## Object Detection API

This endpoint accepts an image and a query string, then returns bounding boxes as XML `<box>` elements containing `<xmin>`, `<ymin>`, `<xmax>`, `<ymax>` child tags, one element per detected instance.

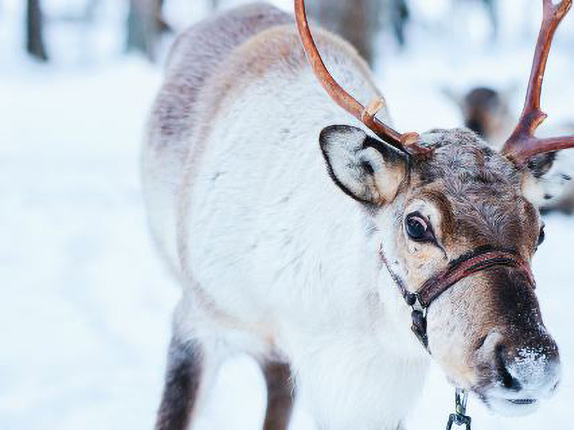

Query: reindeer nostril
<box><xmin>495</xmin><ymin>344</ymin><xmax>522</xmax><ymax>391</ymax></box>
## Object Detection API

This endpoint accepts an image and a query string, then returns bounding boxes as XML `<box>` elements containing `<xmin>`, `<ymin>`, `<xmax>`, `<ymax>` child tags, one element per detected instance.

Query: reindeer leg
<box><xmin>155</xmin><ymin>338</ymin><xmax>203</xmax><ymax>430</ymax></box>
<box><xmin>262</xmin><ymin>360</ymin><xmax>294</xmax><ymax>430</ymax></box>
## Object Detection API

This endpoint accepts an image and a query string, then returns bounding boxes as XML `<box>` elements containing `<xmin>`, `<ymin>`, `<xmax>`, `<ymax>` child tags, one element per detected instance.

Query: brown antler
<box><xmin>502</xmin><ymin>0</ymin><xmax>574</xmax><ymax>167</ymax></box>
<box><xmin>294</xmin><ymin>0</ymin><xmax>423</xmax><ymax>154</ymax></box>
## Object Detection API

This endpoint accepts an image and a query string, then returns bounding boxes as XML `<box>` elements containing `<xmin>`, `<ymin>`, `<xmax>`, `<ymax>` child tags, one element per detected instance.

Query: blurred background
<box><xmin>2</xmin><ymin>0</ymin><xmax>574</xmax><ymax>429</ymax></box>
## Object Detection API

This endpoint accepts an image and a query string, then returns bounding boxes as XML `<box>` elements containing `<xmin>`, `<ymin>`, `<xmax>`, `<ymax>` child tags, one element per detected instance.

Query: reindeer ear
<box><xmin>528</xmin><ymin>152</ymin><xmax>557</xmax><ymax>178</ymax></box>
<box><xmin>319</xmin><ymin>125</ymin><xmax>409</xmax><ymax>204</ymax></box>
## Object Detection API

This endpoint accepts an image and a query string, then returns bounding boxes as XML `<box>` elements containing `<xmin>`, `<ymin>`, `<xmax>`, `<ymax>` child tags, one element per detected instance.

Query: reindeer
<box><xmin>443</xmin><ymin>86</ymin><xmax>514</xmax><ymax>147</ymax></box>
<box><xmin>447</xmin><ymin>86</ymin><xmax>574</xmax><ymax>214</ymax></box>
<box><xmin>142</xmin><ymin>1</ymin><xmax>574</xmax><ymax>429</ymax></box>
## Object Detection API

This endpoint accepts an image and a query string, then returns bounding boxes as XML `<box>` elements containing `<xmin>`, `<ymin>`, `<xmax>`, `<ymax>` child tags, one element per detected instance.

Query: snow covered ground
<box><xmin>1</xmin><ymin>1</ymin><xmax>574</xmax><ymax>429</ymax></box>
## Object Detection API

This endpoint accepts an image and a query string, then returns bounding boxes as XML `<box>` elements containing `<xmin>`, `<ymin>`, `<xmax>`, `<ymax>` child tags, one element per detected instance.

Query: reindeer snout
<box><xmin>476</xmin><ymin>329</ymin><xmax>560</xmax><ymax>414</ymax></box>
<box><xmin>493</xmin><ymin>340</ymin><xmax>560</xmax><ymax>393</ymax></box>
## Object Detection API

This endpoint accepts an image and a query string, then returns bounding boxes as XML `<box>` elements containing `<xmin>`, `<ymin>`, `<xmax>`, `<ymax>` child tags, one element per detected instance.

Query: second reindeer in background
<box><xmin>447</xmin><ymin>86</ymin><xmax>574</xmax><ymax>214</ymax></box>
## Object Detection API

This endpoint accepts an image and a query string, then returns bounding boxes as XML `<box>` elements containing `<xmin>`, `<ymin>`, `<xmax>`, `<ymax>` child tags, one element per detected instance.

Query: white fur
<box><xmin>143</xmin><ymin>7</ymin><xmax>429</xmax><ymax>429</ymax></box>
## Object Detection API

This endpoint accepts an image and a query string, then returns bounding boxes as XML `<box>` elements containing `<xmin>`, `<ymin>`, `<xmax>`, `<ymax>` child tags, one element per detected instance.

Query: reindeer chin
<box><xmin>480</xmin><ymin>395</ymin><xmax>540</xmax><ymax>417</ymax></box>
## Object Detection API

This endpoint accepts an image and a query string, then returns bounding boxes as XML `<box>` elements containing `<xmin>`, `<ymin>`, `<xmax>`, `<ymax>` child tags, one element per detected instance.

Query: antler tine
<box><xmin>294</xmin><ymin>0</ymin><xmax>422</xmax><ymax>153</ymax></box>
<box><xmin>502</xmin><ymin>0</ymin><xmax>574</xmax><ymax>167</ymax></box>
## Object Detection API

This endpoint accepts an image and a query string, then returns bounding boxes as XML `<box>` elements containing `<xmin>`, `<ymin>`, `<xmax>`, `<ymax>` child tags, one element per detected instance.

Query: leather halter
<box><xmin>380</xmin><ymin>245</ymin><xmax>535</xmax><ymax>351</ymax></box>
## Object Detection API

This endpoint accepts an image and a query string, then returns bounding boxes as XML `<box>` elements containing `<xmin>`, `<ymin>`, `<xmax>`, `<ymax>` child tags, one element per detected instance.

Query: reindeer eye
<box><xmin>537</xmin><ymin>225</ymin><xmax>546</xmax><ymax>247</ymax></box>
<box><xmin>405</xmin><ymin>213</ymin><xmax>434</xmax><ymax>242</ymax></box>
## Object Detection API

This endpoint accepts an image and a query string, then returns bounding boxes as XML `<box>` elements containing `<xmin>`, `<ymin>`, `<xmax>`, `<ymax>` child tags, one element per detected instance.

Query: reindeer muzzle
<box><xmin>381</xmin><ymin>246</ymin><xmax>535</xmax><ymax>351</ymax></box>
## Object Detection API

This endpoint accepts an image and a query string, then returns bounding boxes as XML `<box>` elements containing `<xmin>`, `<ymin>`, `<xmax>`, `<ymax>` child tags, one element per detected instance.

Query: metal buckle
<box><xmin>446</xmin><ymin>389</ymin><xmax>471</xmax><ymax>430</ymax></box>
<box><xmin>446</xmin><ymin>413</ymin><xmax>471</xmax><ymax>430</ymax></box>
<box><xmin>407</xmin><ymin>293</ymin><xmax>429</xmax><ymax>349</ymax></box>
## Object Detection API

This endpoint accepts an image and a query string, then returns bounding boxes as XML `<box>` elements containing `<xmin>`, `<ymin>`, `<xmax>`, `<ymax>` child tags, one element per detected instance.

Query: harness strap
<box><xmin>380</xmin><ymin>245</ymin><xmax>535</xmax><ymax>350</ymax></box>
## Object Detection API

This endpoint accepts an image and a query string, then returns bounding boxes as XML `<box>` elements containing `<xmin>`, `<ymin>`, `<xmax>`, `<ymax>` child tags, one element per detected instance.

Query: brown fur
<box><xmin>155</xmin><ymin>339</ymin><xmax>202</xmax><ymax>430</ymax></box>
<box><xmin>262</xmin><ymin>361</ymin><xmax>294</xmax><ymax>430</ymax></box>
<box><xmin>391</xmin><ymin>128</ymin><xmax>554</xmax><ymax>387</ymax></box>
<box><xmin>411</xmin><ymin>129</ymin><xmax>539</xmax><ymax>253</ymax></box>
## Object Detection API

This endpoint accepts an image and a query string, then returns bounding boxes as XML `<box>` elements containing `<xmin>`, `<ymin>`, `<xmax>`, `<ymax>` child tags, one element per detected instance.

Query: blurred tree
<box><xmin>307</xmin><ymin>0</ymin><xmax>380</xmax><ymax>65</ymax></box>
<box><xmin>480</xmin><ymin>0</ymin><xmax>498</xmax><ymax>40</ymax></box>
<box><xmin>454</xmin><ymin>0</ymin><xmax>498</xmax><ymax>41</ymax></box>
<box><xmin>389</xmin><ymin>0</ymin><xmax>410</xmax><ymax>47</ymax></box>
<box><xmin>26</xmin><ymin>0</ymin><xmax>48</xmax><ymax>61</ymax></box>
<box><xmin>308</xmin><ymin>0</ymin><xmax>410</xmax><ymax>65</ymax></box>
<box><xmin>83</xmin><ymin>0</ymin><xmax>100</xmax><ymax>22</ymax></box>
<box><xmin>126</xmin><ymin>0</ymin><xmax>171</xmax><ymax>61</ymax></box>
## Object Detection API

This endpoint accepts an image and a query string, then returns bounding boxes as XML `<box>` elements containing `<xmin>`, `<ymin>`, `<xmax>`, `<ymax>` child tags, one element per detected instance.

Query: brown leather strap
<box><xmin>416</xmin><ymin>247</ymin><xmax>535</xmax><ymax>308</ymax></box>
<box><xmin>380</xmin><ymin>245</ymin><xmax>535</xmax><ymax>351</ymax></box>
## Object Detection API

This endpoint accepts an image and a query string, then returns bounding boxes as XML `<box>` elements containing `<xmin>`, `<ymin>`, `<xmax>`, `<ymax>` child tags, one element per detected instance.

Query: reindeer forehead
<box><xmin>406</xmin><ymin>129</ymin><xmax>540</xmax><ymax>245</ymax></box>
<box><xmin>414</xmin><ymin>129</ymin><xmax>520</xmax><ymax>190</ymax></box>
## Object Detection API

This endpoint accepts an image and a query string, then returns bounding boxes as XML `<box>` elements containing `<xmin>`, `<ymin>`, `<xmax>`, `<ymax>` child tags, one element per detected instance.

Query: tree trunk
<box><xmin>126</xmin><ymin>0</ymin><xmax>167</xmax><ymax>62</ymax></box>
<box><xmin>26</xmin><ymin>0</ymin><xmax>48</xmax><ymax>61</ymax></box>
<box><xmin>83</xmin><ymin>0</ymin><xmax>100</xmax><ymax>22</ymax></box>
<box><xmin>210</xmin><ymin>0</ymin><xmax>221</xmax><ymax>10</ymax></box>
<box><xmin>308</xmin><ymin>0</ymin><xmax>381</xmax><ymax>65</ymax></box>
<box><xmin>389</xmin><ymin>0</ymin><xmax>410</xmax><ymax>47</ymax></box>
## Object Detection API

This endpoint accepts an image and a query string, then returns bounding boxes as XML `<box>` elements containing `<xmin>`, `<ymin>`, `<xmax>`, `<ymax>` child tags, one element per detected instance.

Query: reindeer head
<box><xmin>296</xmin><ymin>0</ymin><xmax>573</xmax><ymax>415</ymax></box>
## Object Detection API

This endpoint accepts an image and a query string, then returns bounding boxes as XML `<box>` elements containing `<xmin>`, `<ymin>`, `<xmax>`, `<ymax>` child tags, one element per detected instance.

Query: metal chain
<box><xmin>446</xmin><ymin>388</ymin><xmax>471</xmax><ymax>430</ymax></box>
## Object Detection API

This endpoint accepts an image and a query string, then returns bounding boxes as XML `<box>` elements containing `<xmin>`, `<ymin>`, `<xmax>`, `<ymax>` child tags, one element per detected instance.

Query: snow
<box><xmin>1</xmin><ymin>1</ymin><xmax>573</xmax><ymax>429</ymax></box>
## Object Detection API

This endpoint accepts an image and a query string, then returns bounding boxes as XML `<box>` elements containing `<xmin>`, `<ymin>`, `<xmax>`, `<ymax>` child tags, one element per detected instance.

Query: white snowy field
<box><xmin>1</xmin><ymin>1</ymin><xmax>574</xmax><ymax>429</ymax></box>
